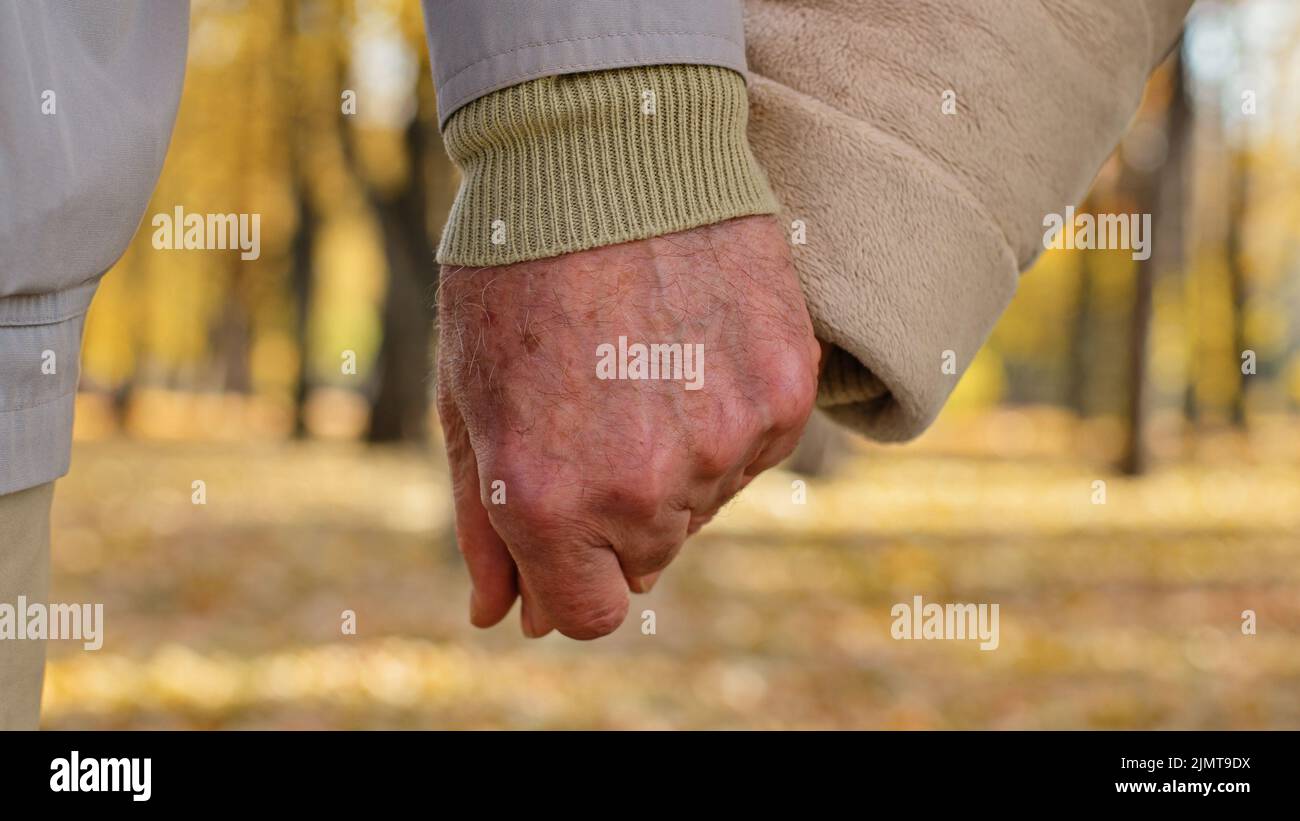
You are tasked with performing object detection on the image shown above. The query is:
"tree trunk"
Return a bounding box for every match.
[289,186,317,437]
[1225,147,1250,429]
[1064,201,1096,417]
[365,112,445,443]
[1120,49,1189,476]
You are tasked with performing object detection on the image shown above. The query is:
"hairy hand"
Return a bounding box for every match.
[436,215,820,639]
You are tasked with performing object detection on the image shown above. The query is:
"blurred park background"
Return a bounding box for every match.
[42,0,1300,728]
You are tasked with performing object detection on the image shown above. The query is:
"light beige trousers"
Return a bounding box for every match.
[0,481,54,730]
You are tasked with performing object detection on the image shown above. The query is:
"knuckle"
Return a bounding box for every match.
[693,436,740,478]
[759,434,801,473]
[556,596,629,640]
[497,487,557,528]
[622,535,681,575]
[598,472,667,522]
[692,401,760,477]
[761,350,817,431]
[477,455,579,533]
[738,428,796,478]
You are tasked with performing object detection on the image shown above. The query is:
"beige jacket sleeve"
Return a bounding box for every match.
[745,0,1193,440]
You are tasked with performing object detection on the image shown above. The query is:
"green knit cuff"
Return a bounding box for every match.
[436,64,779,267]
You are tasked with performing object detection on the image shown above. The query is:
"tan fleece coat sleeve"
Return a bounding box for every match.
[744,0,1193,440]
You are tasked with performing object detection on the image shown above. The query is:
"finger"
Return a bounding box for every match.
[505,534,630,640]
[745,425,804,477]
[518,570,554,638]
[628,570,661,594]
[606,506,690,579]
[683,432,766,528]
[680,426,796,537]
[686,470,754,534]
[438,387,518,628]
[686,514,712,536]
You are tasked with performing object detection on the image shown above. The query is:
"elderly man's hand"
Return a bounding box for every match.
[436,215,820,639]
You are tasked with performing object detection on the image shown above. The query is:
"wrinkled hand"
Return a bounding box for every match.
[436,215,820,639]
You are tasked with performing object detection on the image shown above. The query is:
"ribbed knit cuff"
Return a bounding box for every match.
[436,64,779,267]
[817,345,888,407]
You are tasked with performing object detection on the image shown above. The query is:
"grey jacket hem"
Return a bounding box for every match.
[0,281,96,496]
[422,0,748,127]
[0,388,76,497]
